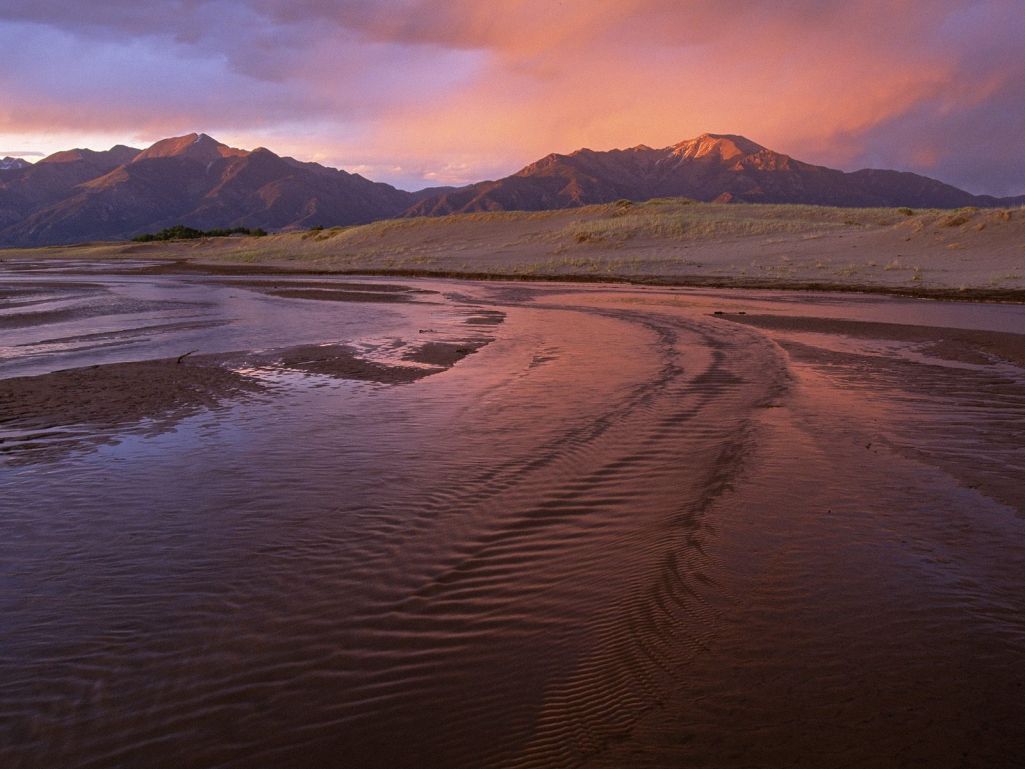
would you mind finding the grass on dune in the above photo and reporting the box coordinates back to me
[302,199,1021,252]
[5,199,1022,279]
[555,200,1020,245]
[286,200,916,258]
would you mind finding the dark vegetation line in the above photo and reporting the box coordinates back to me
[132,225,267,242]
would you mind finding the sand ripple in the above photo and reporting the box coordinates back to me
[2,272,1024,768]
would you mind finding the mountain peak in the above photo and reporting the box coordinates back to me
[670,133,767,161]
[133,133,249,163]
[1,156,31,171]
[39,148,97,164]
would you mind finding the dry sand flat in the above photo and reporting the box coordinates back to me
[5,200,1025,298]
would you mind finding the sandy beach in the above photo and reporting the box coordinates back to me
[2,258,1025,768]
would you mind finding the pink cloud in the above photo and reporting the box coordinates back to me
[0,0,1022,193]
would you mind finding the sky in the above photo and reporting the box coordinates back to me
[1,0,1023,195]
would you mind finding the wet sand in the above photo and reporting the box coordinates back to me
[0,268,497,461]
[724,312,1025,367]
[2,261,1024,768]
[0,340,490,461]
[0,356,254,426]
[0,357,261,460]
[192,276,438,304]
[717,311,1025,516]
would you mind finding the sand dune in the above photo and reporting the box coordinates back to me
[5,200,1024,299]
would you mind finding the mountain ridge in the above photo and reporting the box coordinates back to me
[0,134,411,245]
[2,132,1023,247]
[407,133,1025,216]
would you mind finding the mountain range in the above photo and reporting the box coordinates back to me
[2,132,1022,247]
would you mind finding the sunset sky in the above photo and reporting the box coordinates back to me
[1,0,1022,194]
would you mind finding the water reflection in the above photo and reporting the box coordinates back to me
[2,263,1025,768]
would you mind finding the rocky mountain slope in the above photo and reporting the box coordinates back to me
[0,134,411,245]
[2,132,1022,246]
[407,134,1025,215]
